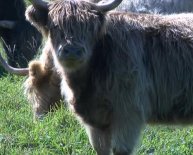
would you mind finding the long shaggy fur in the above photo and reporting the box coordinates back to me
[24,42,62,119]
[26,0,193,154]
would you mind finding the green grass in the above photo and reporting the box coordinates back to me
[1,75,193,155]
[0,75,94,155]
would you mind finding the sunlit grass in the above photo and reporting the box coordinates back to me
[0,75,193,155]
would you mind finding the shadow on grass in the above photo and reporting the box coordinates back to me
[0,66,8,78]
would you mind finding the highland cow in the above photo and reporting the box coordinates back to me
[23,0,193,154]
[0,0,42,67]
[0,42,62,119]
[2,0,193,154]
[24,44,62,119]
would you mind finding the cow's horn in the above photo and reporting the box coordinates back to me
[30,0,48,10]
[0,20,16,29]
[95,0,123,12]
[0,52,29,76]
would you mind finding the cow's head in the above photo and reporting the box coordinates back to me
[26,0,122,72]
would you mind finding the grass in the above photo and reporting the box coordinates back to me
[0,75,94,155]
[1,74,193,155]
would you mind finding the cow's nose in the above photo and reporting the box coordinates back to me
[63,46,84,58]
[57,44,84,60]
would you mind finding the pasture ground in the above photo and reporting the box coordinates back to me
[1,75,193,155]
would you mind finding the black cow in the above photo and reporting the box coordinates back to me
[0,0,42,67]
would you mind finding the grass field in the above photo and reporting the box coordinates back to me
[1,74,193,155]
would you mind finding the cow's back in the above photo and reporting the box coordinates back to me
[104,12,193,124]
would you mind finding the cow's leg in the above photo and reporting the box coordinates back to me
[85,125,112,155]
[111,111,144,155]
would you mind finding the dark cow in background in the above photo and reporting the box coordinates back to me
[0,0,42,67]
[21,0,193,154]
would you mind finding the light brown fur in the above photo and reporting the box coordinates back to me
[24,42,62,119]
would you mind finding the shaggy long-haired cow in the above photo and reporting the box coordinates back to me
[2,0,193,154]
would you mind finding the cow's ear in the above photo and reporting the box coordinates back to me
[25,5,49,36]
